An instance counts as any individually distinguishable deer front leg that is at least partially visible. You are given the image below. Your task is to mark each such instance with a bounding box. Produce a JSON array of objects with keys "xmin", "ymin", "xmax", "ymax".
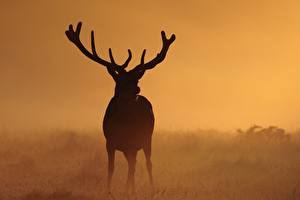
[
  {"xmin": 124, "ymin": 150, "xmax": 138, "ymax": 195},
  {"xmin": 106, "ymin": 143, "xmax": 115, "ymax": 193},
  {"xmin": 143, "ymin": 142, "xmax": 153, "ymax": 188}
]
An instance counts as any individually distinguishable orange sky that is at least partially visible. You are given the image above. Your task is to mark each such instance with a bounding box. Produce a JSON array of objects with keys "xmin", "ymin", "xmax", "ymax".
[{"xmin": 1, "ymin": 0, "xmax": 300, "ymax": 131}]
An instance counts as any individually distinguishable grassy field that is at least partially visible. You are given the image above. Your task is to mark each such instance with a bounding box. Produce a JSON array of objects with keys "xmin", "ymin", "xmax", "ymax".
[{"xmin": 1, "ymin": 129, "xmax": 300, "ymax": 200}]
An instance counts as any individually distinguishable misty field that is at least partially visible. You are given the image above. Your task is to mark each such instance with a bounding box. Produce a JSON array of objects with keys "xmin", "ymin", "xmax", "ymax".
[{"xmin": 1, "ymin": 129, "xmax": 300, "ymax": 200}]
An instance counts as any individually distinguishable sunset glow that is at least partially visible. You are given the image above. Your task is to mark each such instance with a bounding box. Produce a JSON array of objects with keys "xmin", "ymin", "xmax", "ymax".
[{"xmin": 1, "ymin": 0, "xmax": 300, "ymax": 131}]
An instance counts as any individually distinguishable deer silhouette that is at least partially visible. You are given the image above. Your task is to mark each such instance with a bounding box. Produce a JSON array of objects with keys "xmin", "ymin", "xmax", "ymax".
[{"xmin": 65, "ymin": 22, "xmax": 175, "ymax": 193}]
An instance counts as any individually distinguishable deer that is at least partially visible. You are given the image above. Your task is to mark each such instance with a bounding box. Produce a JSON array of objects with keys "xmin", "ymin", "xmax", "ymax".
[{"xmin": 65, "ymin": 22, "xmax": 175, "ymax": 194}]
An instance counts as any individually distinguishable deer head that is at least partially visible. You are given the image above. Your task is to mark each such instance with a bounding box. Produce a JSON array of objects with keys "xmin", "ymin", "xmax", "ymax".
[{"xmin": 65, "ymin": 22, "xmax": 176, "ymax": 98}]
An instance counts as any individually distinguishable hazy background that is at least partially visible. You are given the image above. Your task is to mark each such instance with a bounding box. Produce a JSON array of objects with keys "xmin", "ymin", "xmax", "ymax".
[{"xmin": 1, "ymin": 0, "xmax": 300, "ymax": 131}]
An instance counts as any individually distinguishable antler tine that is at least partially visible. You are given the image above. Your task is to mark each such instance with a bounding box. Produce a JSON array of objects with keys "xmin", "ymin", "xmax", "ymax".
[
  {"xmin": 109, "ymin": 48, "xmax": 133, "ymax": 69},
  {"xmin": 140, "ymin": 49, "xmax": 146, "ymax": 65},
  {"xmin": 75, "ymin": 22, "xmax": 82, "ymax": 35},
  {"xmin": 66, "ymin": 22, "xmax": 119, "ymax": 69},
  {"xmin": 132, "ymin": 31, "xmax": 175, "ymax": 72},
  {"xmin": 91, "ymin": 31, "xmax": 99, "ymax": 57},
  {"xmin": 121, "ymin": 49, "xmax": 132, "ymax": 69},
  {"xmin": 161, "ymin": 31, "xmax": 176, "ymax": 45},
  {"xmin": 108, "ymin": 48, "xmax": 116, "ymax": 64}
]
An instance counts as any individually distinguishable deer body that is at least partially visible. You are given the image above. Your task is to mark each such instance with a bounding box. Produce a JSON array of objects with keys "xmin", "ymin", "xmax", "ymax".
[
  {"xmin": 65, "ymin": 22, "xmax": 175, "ymax": 193},
  {"xmin": 104, "ymin": 95, "xmax": 154, "ymax": 151}
]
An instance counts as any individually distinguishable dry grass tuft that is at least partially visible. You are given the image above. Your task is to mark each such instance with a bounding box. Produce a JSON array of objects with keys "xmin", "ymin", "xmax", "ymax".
[{"xmin": 1, "ymin": 129, "xmax": 300, "ymax": 200}]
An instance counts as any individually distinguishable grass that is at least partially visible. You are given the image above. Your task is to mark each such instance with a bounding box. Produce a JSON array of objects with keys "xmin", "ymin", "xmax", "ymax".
[{"xmin": 0, "ymin": 129, "xmax": 300, "ymax": 200}]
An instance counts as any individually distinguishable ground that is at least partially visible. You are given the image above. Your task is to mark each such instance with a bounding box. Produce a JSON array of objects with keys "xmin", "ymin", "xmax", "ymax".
[{"xmin": 1, "ymin": 129, "xmax": 300, "ymax": 200}]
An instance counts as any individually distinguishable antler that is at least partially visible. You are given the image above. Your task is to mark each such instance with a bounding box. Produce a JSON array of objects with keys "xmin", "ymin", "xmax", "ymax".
[
  {"xmin": 65, "ymin": 22, "xmax": 132, "ymax": 73},
  {"xmin": 132, "ymin": 31, "xmax": 176, "ymax": 73}
]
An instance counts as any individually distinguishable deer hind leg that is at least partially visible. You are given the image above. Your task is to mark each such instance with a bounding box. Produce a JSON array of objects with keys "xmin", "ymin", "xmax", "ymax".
[
  {"xmin": 124, "ymin": 150, "xmax": 138, "ymax": 194},
  {"xmin": 143, "ymin": 141, "xmax": 153, "ymax": 187},
  {"xmin": 106, "ymin": 143, "xmax": 115, "ymax": 193}
]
